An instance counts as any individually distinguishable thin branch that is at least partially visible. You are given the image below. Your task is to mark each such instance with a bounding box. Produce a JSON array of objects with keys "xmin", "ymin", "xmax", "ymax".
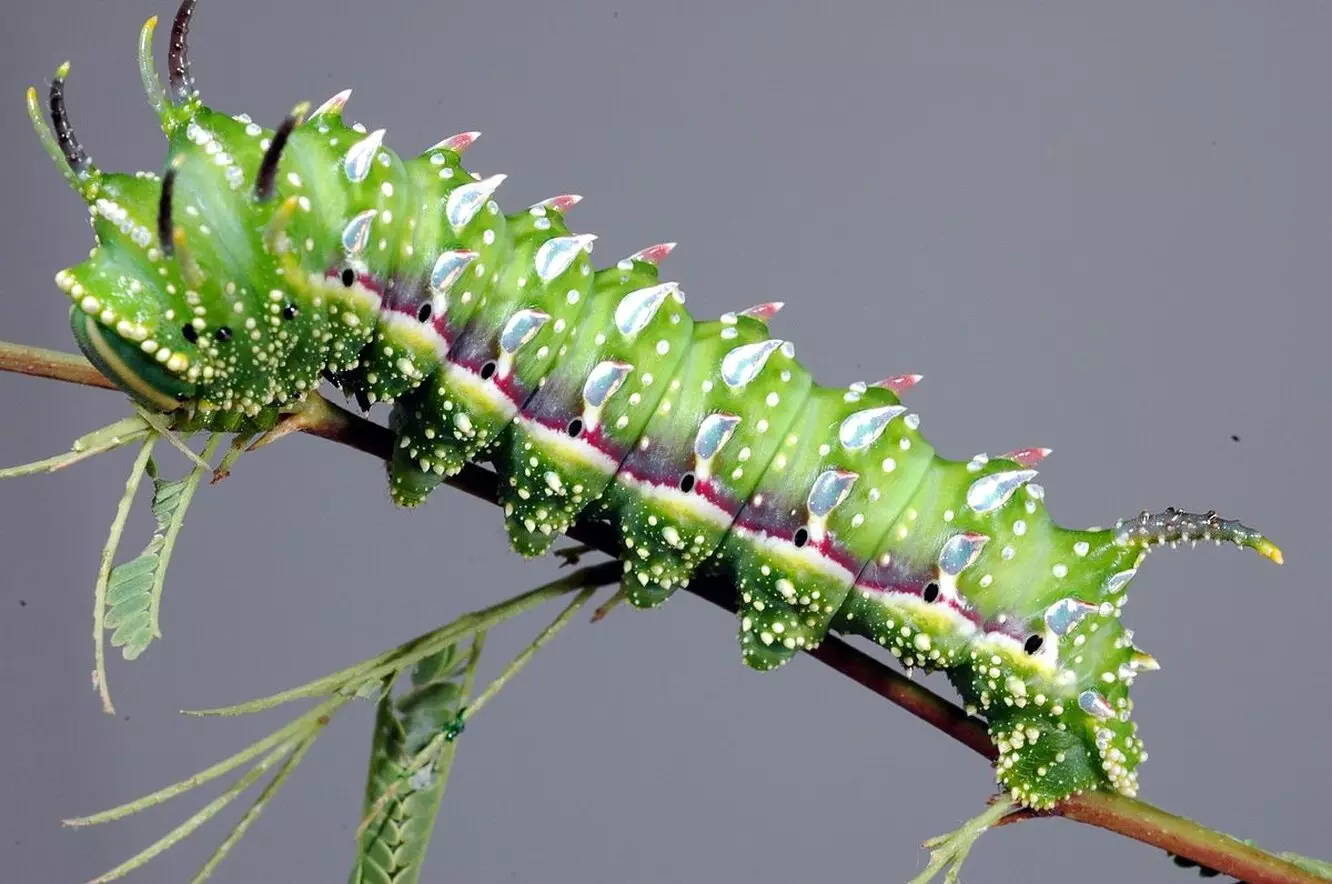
[
  {"xmin": 0, "ymin": 342, "xmax": 116, "ymax": 391},
  {"xmin": 1, "ymin": 341, "xmax": 1321, "ymax": 884}
]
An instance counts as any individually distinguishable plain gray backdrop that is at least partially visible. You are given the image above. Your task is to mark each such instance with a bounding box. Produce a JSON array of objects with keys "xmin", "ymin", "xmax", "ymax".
[{"xmin": 1, "ymin": 1, "xmax": 1328, "ymax": 882}]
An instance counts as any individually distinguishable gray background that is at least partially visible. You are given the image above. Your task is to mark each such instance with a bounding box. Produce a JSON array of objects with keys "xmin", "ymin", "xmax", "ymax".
[{"xmin": 1, "ymin": 1, "xmax": 1328, "ymax": 882}]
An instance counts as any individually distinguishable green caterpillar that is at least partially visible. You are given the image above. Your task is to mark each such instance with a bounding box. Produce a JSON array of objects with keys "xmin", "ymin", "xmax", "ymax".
[{"xmin": 27, "ymin": 0, "xmax": 1282, "ymax": 813}]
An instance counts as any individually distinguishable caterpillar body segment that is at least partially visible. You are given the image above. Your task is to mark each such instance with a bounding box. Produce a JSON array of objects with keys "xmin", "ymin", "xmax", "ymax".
[
  {"xmin": 27, "ymin": 0, "xmax": 1283, "ymax": 813},
  {"xmin": 494, "ymin": 262, "xmax": 693, "ymax": 557}
]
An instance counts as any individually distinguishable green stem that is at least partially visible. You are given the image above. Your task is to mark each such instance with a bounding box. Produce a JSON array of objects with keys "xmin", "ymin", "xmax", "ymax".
[
  {"xmin": 0, "ymin": 415, "xmax": 150, "ymax": 480},
  {"xmin": 149, "ymin": 434, "xmax": 224, "ymax": 638},
  {"xmin": 909, "ymin": 796, "xmax": 1016, "ymax": 884},
  {"xmin": 189, "ymin": 730, "xmax": 323, "ymax": 883},
  {"xmin": 91, "ymin": 435, "xmax": 157, "ymax": 715},
  {"xmin": 383, "ymin": 585, "xmax": 600, "ymax": 802},
  {"xmin": 463, "ymin": 585, "xmax": 597, "ymax": 721},
  {"xmin": 86, "ymin": 741, "xmax": 299, "ymax": 884},
  {"xmin": 133, "ymin": 407, "xmax": 212, "ymax": 470},
  {"xmin": 184, "ymin": 561, "xmax": 618, "ymax": 717},
  {"xmin": 65, "ymin": 696, "xmax": 346, "ymax": 826}
]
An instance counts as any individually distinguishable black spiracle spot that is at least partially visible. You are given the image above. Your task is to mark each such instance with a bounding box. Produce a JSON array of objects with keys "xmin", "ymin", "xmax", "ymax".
[
  {"xmin": 922, "ymin": 581, "xmax": 940, "ymax": 603},
  {"xmin": 479, "ymin": 360, "xmax": 497, "ymax": 380},
  {"xmin": 282, "ymin": 304, "xmax": 299, "ymax": 321},
  {"xmin": 214, "ymin": 326, "xmax": 233, "ymax": 343},
  {"xmin": 181, "ymin": 323, "xmax": 198, "ymax": 343},
  {"xmin": 792, "ymin": 526, "xmax": 809, "ymax": 548},
  {"xmin": 417, "ymin": 302, "xmax": 433, "ymax": 323},
  {"xmin": 1023, "ymin": 634, "xmax": 1044, "ymax": 654},
  {"xmin": 341, "ymin": 267, "xmax": 356, "ymax": 287},
  {"xmin": 678, "ymin": 471, "xmax": 695, "ymax": 493},
  {"xmin": 566, "ymin": 418, "xmax": 583, "ymax": 438}
]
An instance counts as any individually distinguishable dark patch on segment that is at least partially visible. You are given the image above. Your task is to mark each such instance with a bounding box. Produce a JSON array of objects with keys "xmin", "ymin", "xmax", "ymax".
[{"xmin": 158, "ymin": 164, "xmax": 178, "ymax": 256}]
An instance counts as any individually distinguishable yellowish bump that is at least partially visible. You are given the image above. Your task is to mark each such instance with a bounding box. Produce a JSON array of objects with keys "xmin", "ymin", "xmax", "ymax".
[{"xmin": 1257, "ymin": 538, "xmax": 1284, "ymax": 565}]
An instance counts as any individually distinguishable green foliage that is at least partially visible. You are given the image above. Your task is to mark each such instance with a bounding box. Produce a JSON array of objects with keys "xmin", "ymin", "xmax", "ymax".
[
  {"xmin": 350, "ymin": 643, "xmax": 477, "ymax": 884},
  {"xmin": 0, "ymin": 415, "xmax": 151, "ymax": 480},
  {"xmin": 105, "ymin": 460, "xmax": 190, "ymax": 659},
  {"xmin": 101, "ymin": 436, "xmax": 219, "ymax": 660}
]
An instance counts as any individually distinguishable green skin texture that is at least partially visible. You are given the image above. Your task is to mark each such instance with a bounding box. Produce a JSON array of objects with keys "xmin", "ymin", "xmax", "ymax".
[{"xmin": 37, "ymin": 38, "xmax": 1278, "ymax": 812}]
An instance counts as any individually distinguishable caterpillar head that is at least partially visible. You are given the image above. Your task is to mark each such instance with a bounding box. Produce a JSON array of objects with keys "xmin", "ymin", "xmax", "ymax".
[
  {"xmin": 27, "ymin": 2, "xmax": 362, "ymax": 419},
  {"xmin": 26, "ymin": 5, "xmax": 224, "ymax": 413},
  {"xmin": 26, "ymin": 53, "xmax": 202, "ymax": 411}
]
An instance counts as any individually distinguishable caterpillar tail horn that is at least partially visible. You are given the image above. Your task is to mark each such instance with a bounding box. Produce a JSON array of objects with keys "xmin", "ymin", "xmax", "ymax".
[{"xmin": 1113, "ymin": 506, "xmax": 1283, "ymax": 565}]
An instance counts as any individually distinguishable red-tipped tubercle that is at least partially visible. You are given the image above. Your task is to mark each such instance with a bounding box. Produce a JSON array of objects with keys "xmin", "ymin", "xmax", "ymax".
[
  {"xmin": 738, "ymin": 302, "xmax": 784, "ymax": 323},
  {"xmin": 538, "ymin": 194, "xmax": 583, "ymax": 213},
  {"xmin": 872, "ymin": 374, "xmax": 923, "ymax": 394},
  {"xmin": 628, "ymin": 242, "xmax": 677, "ymax": 265},
  {"xmin": 1000, "ymin": 447, "xmax": 1053, "ymax": 468},
  {"xmin": 435, "ymin": 131, "xmax": 481, "ymax": 153}
]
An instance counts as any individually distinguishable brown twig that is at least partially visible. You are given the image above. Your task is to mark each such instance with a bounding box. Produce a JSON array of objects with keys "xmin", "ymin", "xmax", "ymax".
[
  {"xmin": 0, "ymin": 341, "xmax": 1321, "ymax": 884},
  {"xmin": 0, "ymin": 342, "xmax": 117, "ymax": 391}
]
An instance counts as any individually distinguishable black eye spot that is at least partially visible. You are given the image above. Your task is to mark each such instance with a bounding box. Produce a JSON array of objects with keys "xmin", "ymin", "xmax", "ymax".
[
  {"xmin": 792, "ymin": 527, "xmax": 809, "ymax": 548},
  {"xmin": 417, "ymin": 302, "xmax": 433, "ymax": 323},
  {"xmin": 566, "ymin": 417, "xmax": 583, "ymax": 438},
  {"xmin": 282, "ymin": 304, "xmax": 299, "ymax": 320},
  {"xmin": 214, "ymin": 326, "xmax": 233, "ymax": 342},
  {"xmin": 341, "ymin": 267, "xmax": 356, "ymax": 287},
  {"xmin": 679, "ymin": 472, "xmax": 695, "ymax": 493},
  {"xmin": 479, "ymin": 360, "xmax": 497, "ymax": 380},
  {"xmin": 922, "ymin": 581, "xmax": 940, "ymax": 603},
  {"xmin": 181, "ymin": 323, "xmax": 198, "ymax": 343},
  {"xmin": 1024, "ymin": 634, "xmax": 1044, "ymax": 654}
]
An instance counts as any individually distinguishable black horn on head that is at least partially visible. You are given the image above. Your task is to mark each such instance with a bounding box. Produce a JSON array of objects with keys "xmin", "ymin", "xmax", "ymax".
[
  {"xmin": 168, "ymin": 0, "xmax": 199, "ymax": 104},
  {"xmin": 255, "ymin": 104, "xmax": 309, "ymax": 202},
  {"xmin": 48, "ymin": 63, "xmax": 91, "ymax": 175}
]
